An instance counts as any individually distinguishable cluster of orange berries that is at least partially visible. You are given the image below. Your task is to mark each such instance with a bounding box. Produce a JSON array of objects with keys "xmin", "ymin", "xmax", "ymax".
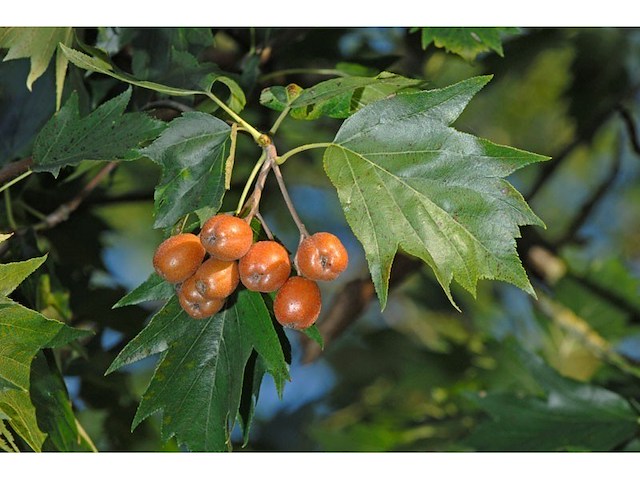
[{"xmin": 152, "ymin": 214, "xmax": 348, "ymax": 329}]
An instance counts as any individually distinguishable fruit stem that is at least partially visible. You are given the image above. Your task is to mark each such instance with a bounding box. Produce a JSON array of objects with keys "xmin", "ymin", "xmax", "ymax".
[
  {"xmin": 236, "ymin": 152, "xmax": 266, "ymax": 216},
  {"xmin": 271, "ymin": 162, "xmax": 309, "ymax": 240},
  {"xmin": 176, "ymin": 214, "xmax": 190, "ymax": 234},
  {"xmin": 255, "ymin": 212, "xmax": 274, "ymax": 240},
  {"xmin": 243, "ymin": 145, "xmax": 276, "ymax": 222},
  {"xmin": 277, "ymin": 142, "xmax": 333, "ymax": 165}
]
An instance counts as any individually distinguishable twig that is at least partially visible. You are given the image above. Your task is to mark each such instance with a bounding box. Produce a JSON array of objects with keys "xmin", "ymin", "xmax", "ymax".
[
  {"xmin": 0, "ymin": 157, "xmax": 33, "ymax": 185},
  {"xmin": 32, "ymin": 162, "xmax": 119, "ymax": 231},
  {"xmin": 300, "ymin": 254, "xmax": 423, "ymax": 363},
  {"xmin": 0, "ymin": 161, "xmax": 119, "ymax": 257}
]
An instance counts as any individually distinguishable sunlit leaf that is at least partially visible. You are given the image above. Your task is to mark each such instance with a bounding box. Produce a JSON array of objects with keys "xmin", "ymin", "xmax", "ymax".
[
  {"xmin": 261, "ymin": 72, "xmax": 426, "ymax": 120},
  {"xmin": 417, "ymin": 27, "xmax": 519, "ymax": 61},
  {"xmin": 0, "ymin": 27, "xmax": 74, "ymax": 108},
  {"xmin": 323, "ymin": 76, "xmax": 547, "ymax": 309}
]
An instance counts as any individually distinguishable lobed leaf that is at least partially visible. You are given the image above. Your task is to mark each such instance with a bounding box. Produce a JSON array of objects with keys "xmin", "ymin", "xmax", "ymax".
[
  {"xmin": 0, "ymin": 298, "xmax": 91, "ymax": 392},
  {"xmin": 32, "ymin": 88, "xmax": 165, "ymax": 176},
  {"xmin": 323, "ymin": 76, "xmax": 548, "ymax": 309},
  {"xmin": 0, "ymin": 388, "xmax": 46, "ymax": 451},
  {"xmin": 108, "ymin": 290, "xmax": 288, "ymax": 451},
  {"xmin": 140, "ymin": 112, "xmax": 231, "ymax": 229},
  {"xmin": 466, "ymin": 347, "xmax": 639, "ymax": 451},
  {"xmin": 61, "ymin": 44, "xmax": 245, "ymax": 111},
  {"xmin": 0, "ymin": 27, "xmax": 74, "ymax": 109},
  {"xmin": 417, "ymin": 27, "xmax": 519, "ymax": 61}
]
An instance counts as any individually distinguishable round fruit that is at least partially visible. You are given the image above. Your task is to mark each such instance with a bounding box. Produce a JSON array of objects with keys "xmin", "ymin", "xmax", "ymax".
[
  {"xmin": 239, "ymin": 241, "xmax": 291, "ymax": 292},
  {"xmin": 178, "ymin": 276, "xmax": 225, "ymax": 319},
  {"xmin": 273, "ymin": 276, "xmax": 321, "ymax": 329},
  {"xmin": 194, "ymin": 258, "xmax": 239, "ymax": 300},
  {"xmin": 295, "ymin": 232, "xmax": 348, "ymax": 281},
  {"xmin": 153, "ymin": 233, "xmax": 206, "ymax": 284},
  {"xmin": 200, "ymin": 214, "xmax": 254, "ymax": 261}
]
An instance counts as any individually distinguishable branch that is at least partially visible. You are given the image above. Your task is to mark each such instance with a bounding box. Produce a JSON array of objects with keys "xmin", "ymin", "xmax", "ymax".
[
  {"xmin": 618, "ymin": 105, "xmax": 640, "ymax": 155},
  {"xmin": 32, "ymin": 162, "xmax": 119, "ymax": 231},
  {"xmin": 0, "ymin": 162, "xmax": 119, "ymax": 257},
  {"xmin": 556, "ymin": 134, "xmax": 623, "ymax": 246}
]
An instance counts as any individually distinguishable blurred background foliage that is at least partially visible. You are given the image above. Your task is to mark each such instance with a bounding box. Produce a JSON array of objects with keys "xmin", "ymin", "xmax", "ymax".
[{"xmin": 1, "ymin": 27, "xmax": 640, "ymax": 452}]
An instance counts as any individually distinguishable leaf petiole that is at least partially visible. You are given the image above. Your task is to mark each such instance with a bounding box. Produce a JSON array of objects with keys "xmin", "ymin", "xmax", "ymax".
[
  {"xmin": 268, "ymin": 106, "xmax": 291, "ymax": 135},
  {"xmin": 205, "ymin": 92, "xmax": 262, "ymax": 142},
  {"xmin": 276, "ymin": 142, "xmax": 333, "ymax": 165},
  {"xmin": 0, "ymin": 170, "xmax": 32, "ymax": 195}
]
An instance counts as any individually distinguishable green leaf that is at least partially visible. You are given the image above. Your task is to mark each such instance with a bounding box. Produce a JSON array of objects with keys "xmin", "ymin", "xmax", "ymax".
[
  {"xmin": 61, "ymin": 44, "xmax": 202, "ymax": 96},
  {"xmin": 0, "ymin": 388, "xmax": 46, "ymax": 451},
  {"xmin": 323, "ymin": 76, "xmax": 548, "ymax": 309},
  {"xmin": 466, "ymin": 348, "xmax": 640, "ymax": 451},
  {"xmin": 113, "ymin": 272, "xmax": 176, "ymax": 309},
  {"xmin": 0, "ymin": 27, "xmax": 74, "ymax": 108},
  {"xmin": 0, "ymin": 255, "xmax": 47, "ymax": 297},
  {"xmin": 0, "ymin": 59, "xmax": 56, "ymax": 166},
  {"xmin": 29, "ymin": 352, "xmax": 96, "ymax": 451},
  {"xmin": 0, "ymin": 417, "xmax": 19, "ymax": 452},
  {"xmin": 259, "ymin": 83, "xmax": 303, "ymax": 111},
  {"xmin": 0, "ymin": 298, "xmax": 91, "ymax": 392},
  {"xmin": 61, "ymin": 44, "xmax": 245, "ymax": 111},
  {"xmin": 237, "ymin": 352, "xmax": 267, "ymax": 447},
  {"xmin": 261, "ymin": 72, "xmax": 426, "ymax": 120},
  {"xmin": 417, "ymin": 27, "xmax": 519, "ymax": 61},
  {"xmin": 140, "ymin": 112, "xmax": 231, "ymax": 229},
  {"xmin": 302, "ymin": 324, "xmax": 324, "ymax": 350},
  {"xmin": 32, "ymin": 88, "xmax": 164, "ymax": 176},
  {"xmin": 107, "ymin": 290, "xmax": 289, "ymax": 451}
]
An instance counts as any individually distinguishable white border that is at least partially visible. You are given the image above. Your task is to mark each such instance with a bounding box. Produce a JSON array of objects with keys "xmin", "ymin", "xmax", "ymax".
[
  {"xmin": 2, "ymin": 1, "xmax": 639, "ymax": 27},
  {"xmin": 1, "ymin": 452, "xmax": 638, "ymax": 480}
]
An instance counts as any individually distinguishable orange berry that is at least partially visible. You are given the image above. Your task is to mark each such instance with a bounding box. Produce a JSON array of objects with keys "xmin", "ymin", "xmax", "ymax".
[
  {"xmin": 177, "ymin": 275, "xmax": 225, "ymax": 319},
  {"xmin": 273, "ymin": 276, "xmax": 321, "ymax": 329},
  {"xmin": 194, "ymin": 258, "xmax": 239, "ymax": 300},
  {"xmin": 296, "ymin": 232, "xmax": 348, "ymax": 281},
  {"xmin": 200, "ymin": 214, "xmax": 253, "ymax": 261},
  {"xmin": 153, "ymin": 233, "xmax": 206, "ymax": 284},
  {"xmin": 239, "ymin": 241, "xmax": 291, "ymax": 292}
]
